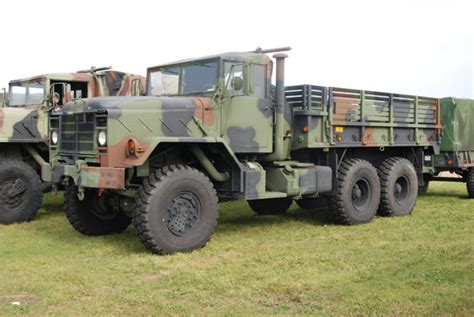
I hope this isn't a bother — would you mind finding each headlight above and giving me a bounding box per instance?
[51,131,59,145]
[98,131,107,146]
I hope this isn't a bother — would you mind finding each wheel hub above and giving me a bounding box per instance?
[352,185,362,200]
[351,179,371,211]
[167,191,201,236]
[0,179,27,209]
[394,183,402,196]
[394,176,410,203]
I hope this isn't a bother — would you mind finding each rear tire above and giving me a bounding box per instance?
[248,198,292,215]
[133,165,218,255]
[0,160,43,224]
[329,159,380,225]
[64,186,131,236]
[296,197,328,210]
[378,157,418,216]
[467,168,474,198]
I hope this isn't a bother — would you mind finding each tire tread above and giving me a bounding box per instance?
[378,157,417,216]
[330,158,379,225]
[467,168,474,198]
[132,165,218,255]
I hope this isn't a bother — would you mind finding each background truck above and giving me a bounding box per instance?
[419,98,474,197]
[0,68,145,224]
[0,89,5,106]
[45,48,441,254]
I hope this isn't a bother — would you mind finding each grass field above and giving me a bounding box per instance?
[0,182,473,316]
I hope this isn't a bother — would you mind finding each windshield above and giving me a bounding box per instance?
[149,60,218,96]
[8,81,45,106]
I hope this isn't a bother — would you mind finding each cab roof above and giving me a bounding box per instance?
[8,70,136,85]
[9,73,88,84]
[147,52,272,71]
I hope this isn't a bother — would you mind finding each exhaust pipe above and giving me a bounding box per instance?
[265,53,290,162]
[274,53,287,119]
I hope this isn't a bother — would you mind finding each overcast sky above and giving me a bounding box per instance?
[1,0,472,98]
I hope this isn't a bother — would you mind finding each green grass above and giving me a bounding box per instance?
[0,182,473,316]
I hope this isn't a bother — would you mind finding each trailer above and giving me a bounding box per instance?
[420,98,474,197]
[43,48,442,254]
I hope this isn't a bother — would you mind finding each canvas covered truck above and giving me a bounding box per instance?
[0,68,145,224]
[43,48,441,254]
[419,98,474,197]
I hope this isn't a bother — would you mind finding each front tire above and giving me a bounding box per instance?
[248,198,293,215]
[378,157,418,216]
[133,165,218,255]
[467,168,474,198]
[64,186,131,236]
[330,159,380,225]
[0,160,43,224]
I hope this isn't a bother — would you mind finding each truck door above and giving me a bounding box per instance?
[222,63,273,153]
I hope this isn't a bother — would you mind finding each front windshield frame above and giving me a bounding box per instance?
[8,79,46,107]
[148,58,220,97]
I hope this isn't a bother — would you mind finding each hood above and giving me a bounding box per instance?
[60,96,209,113]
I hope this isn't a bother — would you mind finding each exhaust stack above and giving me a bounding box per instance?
[265,53,291,162]
[274,53,287,117]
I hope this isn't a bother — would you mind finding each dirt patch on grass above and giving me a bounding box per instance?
[0,294,41,305]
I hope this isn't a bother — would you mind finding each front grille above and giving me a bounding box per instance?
[60,112,96,153]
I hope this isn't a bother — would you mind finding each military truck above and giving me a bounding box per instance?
[44,48,441,254]
[420,98,474,197]
[0,68,145,224]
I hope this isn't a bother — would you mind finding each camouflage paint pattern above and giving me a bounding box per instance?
[289,85,441,151]
[47,52,279,191]
[46,51,441,201]
[0,70,145,144]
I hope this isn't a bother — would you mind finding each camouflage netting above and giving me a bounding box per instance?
[440,97,474,152]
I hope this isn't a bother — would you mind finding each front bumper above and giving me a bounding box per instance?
[42,162,125,190]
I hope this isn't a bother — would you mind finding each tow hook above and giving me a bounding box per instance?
[75,160,86,172]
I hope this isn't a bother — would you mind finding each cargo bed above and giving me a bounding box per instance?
[286,85,441,151]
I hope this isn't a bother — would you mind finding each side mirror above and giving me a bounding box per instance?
[231,77,243,91]
[52,92,61,105]
[47,82,69,110]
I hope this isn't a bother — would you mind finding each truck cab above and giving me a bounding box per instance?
[0,69,145,225]
[4,69,145,143]
[145,52,276,153]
